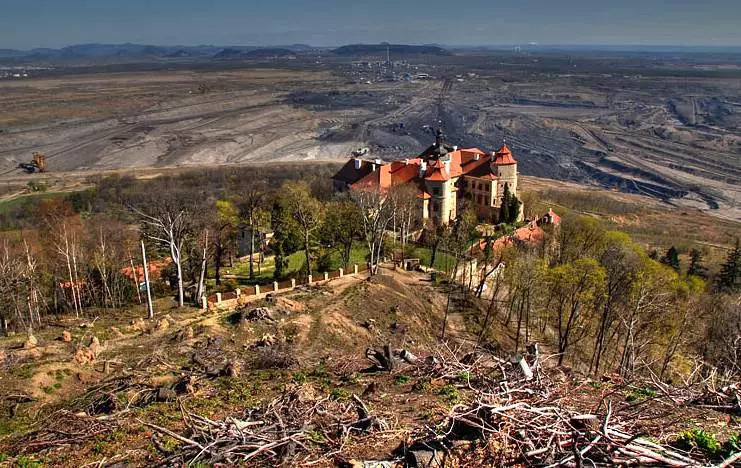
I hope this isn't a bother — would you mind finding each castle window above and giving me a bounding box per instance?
[432,187,440,196]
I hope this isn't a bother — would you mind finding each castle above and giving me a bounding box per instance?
[332,131,524,226]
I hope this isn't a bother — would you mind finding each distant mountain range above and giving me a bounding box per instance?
[0,42,452,64]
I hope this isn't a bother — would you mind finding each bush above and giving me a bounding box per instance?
[674,428,722,457]
[626,387,658,402]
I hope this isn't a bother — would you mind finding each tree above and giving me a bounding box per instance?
[389,184,421,261]
[556,214,606,266]
[213,199,239,285]
[499,183,512,224]
[546,258,606,366]
[718,238,741,291]
[590,231,641,375]
[132,197,193,308]
[687,248,708,279]
[320,200,362,270]
[238,186,268,279]
[281,181,323,278]
[661,246,681,273]
[350,187,395,275]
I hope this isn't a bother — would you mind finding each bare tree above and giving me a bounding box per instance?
[132,199,193,308]
[350,187,394,275]
[389,184,420,262]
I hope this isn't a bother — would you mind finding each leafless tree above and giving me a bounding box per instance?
[131,199,193,308]
[350,187,394,275]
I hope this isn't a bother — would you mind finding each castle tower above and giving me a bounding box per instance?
[491,144,518,197]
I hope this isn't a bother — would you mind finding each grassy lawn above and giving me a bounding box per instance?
[213,241,458,286]
[412,246,457,273]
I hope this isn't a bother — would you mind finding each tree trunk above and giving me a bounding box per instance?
[304,231,312,278]
[130,252,142,305]
[196,231,208,306]
[171,242,184,308]
[141,240,154,319]
[249,222,255,279]
[214,243,222,285]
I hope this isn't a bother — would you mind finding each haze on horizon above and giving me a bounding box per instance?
[1,0,740,50]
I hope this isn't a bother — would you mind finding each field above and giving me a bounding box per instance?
[2,50,741,221]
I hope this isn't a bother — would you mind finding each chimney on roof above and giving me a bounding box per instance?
[371,163,377,172]
[404,158,409,165]
[474,153,480,161]
[354,158,362,170]
[453,145,458,151]
[419,161,427,177]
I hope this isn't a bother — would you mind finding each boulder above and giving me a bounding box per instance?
[62,330,72,343]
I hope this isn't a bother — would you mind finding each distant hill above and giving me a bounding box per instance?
[332,44,449,56]
[1,43,323,64]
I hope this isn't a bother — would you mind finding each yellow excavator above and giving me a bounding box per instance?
[18,152,47,173]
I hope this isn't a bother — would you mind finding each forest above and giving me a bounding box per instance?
[1,162,740,387]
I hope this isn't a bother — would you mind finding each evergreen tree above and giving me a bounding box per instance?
[508,192,522,223]
[719,238,741,291]
[499,183,512,224]
[660,246,681,273]
[687,248,708,278]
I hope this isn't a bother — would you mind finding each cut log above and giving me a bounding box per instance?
[399,349,418,364]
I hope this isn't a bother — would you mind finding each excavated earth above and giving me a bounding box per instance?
[1,58,741,219]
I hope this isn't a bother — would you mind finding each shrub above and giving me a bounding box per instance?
[439,384,460,403]
[626,387,658,402]
[675,428,722,457]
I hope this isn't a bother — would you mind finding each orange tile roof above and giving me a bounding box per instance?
[335,145,516,190]
[493,144,517,165]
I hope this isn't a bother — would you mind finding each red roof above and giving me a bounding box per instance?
[334,145,517,190]
[492,144,517,165]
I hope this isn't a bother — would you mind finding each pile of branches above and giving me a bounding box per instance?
[145,386,390,466]
[5,410,118,455]
[403,346,740,467]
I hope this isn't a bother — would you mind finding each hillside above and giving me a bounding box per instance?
[1,263,739,466]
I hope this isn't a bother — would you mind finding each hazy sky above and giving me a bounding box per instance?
[1,0,740,49]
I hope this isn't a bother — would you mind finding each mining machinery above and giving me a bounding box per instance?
[18,152,47,173]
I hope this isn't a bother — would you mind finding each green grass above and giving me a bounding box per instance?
[413,247,457,272]
[0,192,64,214]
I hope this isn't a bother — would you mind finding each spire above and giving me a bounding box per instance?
[435,127,444,147]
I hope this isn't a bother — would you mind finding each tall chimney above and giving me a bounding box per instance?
[354,158,362,170]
